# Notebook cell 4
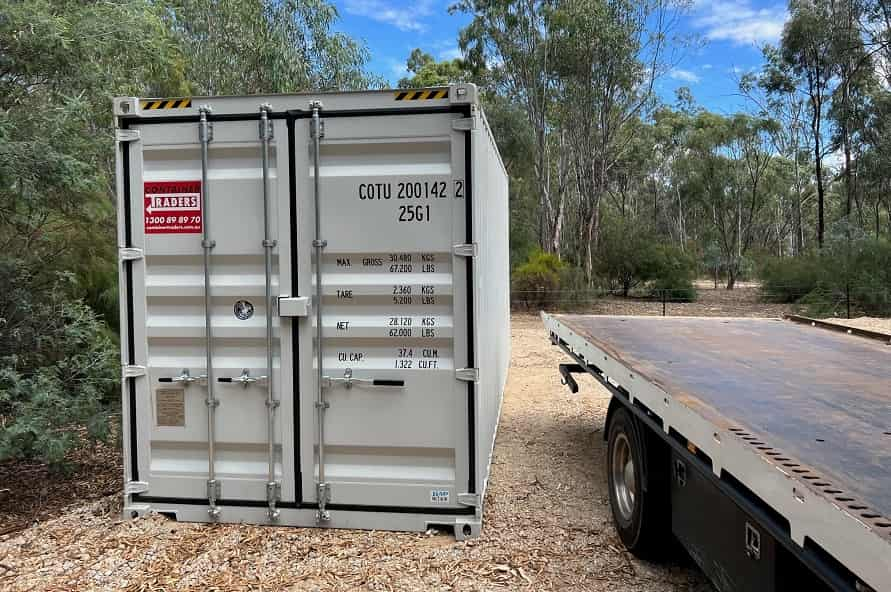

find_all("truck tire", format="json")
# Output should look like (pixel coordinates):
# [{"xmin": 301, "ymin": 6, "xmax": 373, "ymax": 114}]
[{"xmin": 606, "ymin": 405, "xmax": 670, "ymax": 559}]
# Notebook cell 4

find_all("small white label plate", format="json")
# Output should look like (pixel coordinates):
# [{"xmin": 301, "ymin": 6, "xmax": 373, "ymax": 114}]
[{"xmin": 430, "ymin": 489, "xmax": 450, "ymax": 504}]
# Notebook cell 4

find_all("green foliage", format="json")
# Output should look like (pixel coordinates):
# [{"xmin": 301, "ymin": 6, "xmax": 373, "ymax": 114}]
[
  {"xmin": 0, "ymin": 0, "xmax": 184, "ymax": 333},
  {"xmin": 595, "ymin": 218, "xmax": 696, "ymax": 300},
  {"xmin": 0, "ymin": 260, "xmax": 118, "ymax": 465},
  {"xmin": 760, "ymin": 256, "xmax": 825, "ymax": 303},
  {"xmin": 648, "ymin": 245, "xmax": 697, "ymax": 302},
  {"xmin": 760, "ymin": 236, "xmax": 891, "ymax": 315},
  {"xmin": 0, "ymin": 0, "xmax": 380, "ymax": 466},
  {"xmin": 511, "ymin": 249, "xmax": 575, "ymax": 308},
  {"xmin": 397, "ymin": 49, "xmax": 471, "ymax": 88},
  {"xmin": 166, "ymin": 0, "xmax": 382, "ymax": 94},
  {"xmin": 596, "ymin": 219, "xmax": 661, "ymax": 296}
]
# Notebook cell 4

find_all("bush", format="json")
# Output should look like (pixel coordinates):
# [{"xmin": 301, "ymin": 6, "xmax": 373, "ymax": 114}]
[
  {"xmin": 759, "ymin": 237, "xmax": 891, "ymax": 316},
  {"xmin": 512, "ymin": 249, "xmax": 568, "ymax": 309},
  {"xmin": 596, "ymin": 220, "xmax": 659, "ymax": 296},
  {"xmin": 0, "ymin": 259, "xmax": 118, "ymax": 465},
  {"xmin": 759, "ymin": 255, "xmax": 824, "ymax": 303},
  {"xmin": 649, "ymin": 245, "xmax": 697, "ymax": 302}
]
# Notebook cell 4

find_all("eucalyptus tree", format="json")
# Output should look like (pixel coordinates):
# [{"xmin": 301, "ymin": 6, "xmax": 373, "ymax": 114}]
[
  {"xmin": 685, "ymin": 113, "xmax": 779, "ymax": 288},
  {"xmin": 165, "ymin": 0, "xmax": 381, "ymax": 94},
  {"xmin": 651, "ymin": 96, "xmax": 700, "ymax": 249},
  {"xmin": 548, "ymin": 0, "xmax": 683, "ymax": 282},
  {"xmin": 455, "ymin": 0, "xmax": 563, "ymax": 252},
  {"xmin": 397, "ymin": 49, "xmax": 472, "ymax": 88},
  {"xmin": 781, "ymin": 0, "xmax": 836, "ymax": 247},
  {"xmin": 742, "ymin": 47, "xmax": 811, "ymax": 255}
]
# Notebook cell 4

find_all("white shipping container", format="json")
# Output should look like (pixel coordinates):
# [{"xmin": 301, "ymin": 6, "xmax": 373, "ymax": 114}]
[{"xmin": 114, "ymin": 85, "xmax": 509, "ymax": 538}]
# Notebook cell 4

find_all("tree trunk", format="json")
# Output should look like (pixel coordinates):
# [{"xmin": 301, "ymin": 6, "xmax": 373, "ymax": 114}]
[
  {"xmin": 810, "ymin": 86, "xmax": 825, "ymax": 248},
  {"xmin": 584, "ymin": 215, "xmax": 596, "ymax": 285},
  {"xmin": 843, "ymin": 118, "xmax": 853, "ymax": 220},
  {"xmin": 552, "ymin": 197, "xmax": 564, "ymax": 254},
  {"xmin": 676, "ymin": 185, "xmax": 686, "ymax": 251},
  {"xmin": 726, "ymin": 266, "xmax": 736, "ymax": 290}
]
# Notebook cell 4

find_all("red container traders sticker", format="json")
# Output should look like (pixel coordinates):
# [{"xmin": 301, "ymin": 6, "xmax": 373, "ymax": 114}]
[{"xmin": 144, "ymin": 181, "xmax": 202, "ymax": 234}]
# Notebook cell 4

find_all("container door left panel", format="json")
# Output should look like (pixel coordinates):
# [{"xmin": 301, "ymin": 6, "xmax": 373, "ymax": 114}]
[{"xmin": 125, "ymin": 119, "xmax": 296, "ymax": 504}]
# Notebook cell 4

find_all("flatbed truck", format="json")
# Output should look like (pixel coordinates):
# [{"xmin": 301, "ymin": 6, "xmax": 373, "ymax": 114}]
[{"xmin": 542, "ymin": 313, "xmax": 891, "ymax": 592}]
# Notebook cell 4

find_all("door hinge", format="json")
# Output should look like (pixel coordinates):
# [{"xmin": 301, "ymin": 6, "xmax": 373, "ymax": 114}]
[
  {"xmin": 452, "ymin": 117, "xmax": 477, "ymax": 131},
  {"xmin": 455, "ymin": 368, "xmax": 479, "ymax": 382},
  {"xmin": 457, "ymin": 493, "xmax": 480, "ymax": 507},
  {"xmin": 119, "ymin": 247, "xmax": 144, "ymax": 261},
  {"xmin": 122, "ymin": 365, "xmax": 146, "ymax": 379},
  {"xmin": 452, "ymin": 243, "xmax": 478, "ymax": 258},
  {"xmin": 125, "ymin": 480, "xmax": 150, "ymax": 494},
  {"xmin": 116, "ymin": 129, "xmax": 141, "ymax": 143},
  {"xmin": 278, "ymin": 296, "xmax": 311, "ymax": 317},
  {"xmin": 259, "ymin": 105, "xmax": 274, "ymax": 140}
]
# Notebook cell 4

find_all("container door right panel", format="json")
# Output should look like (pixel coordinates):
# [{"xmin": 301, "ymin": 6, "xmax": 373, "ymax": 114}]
[{"xmin": 303, "ymin": 112, "xmax": 471, "ymax": 509}]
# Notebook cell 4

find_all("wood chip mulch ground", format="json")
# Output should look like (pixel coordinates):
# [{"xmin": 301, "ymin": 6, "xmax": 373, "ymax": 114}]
[
  {"xmin": 0, "ymin": 431, "xmax": 121, "ymax": 538},
  {"xmin": 0, "ymin": 315, "xmax": 711, "ymax": 591}
]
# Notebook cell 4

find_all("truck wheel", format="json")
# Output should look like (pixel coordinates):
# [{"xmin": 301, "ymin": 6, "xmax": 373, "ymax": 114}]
[{"xmin": 606, "ymin": 405, "xmax": 670, "ymax": 559}]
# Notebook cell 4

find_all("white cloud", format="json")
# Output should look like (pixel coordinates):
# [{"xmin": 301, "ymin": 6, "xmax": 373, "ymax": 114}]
[
  {"xmin": 343, "ymin": 0, "xmax": 435, "ymax": 33},
  {"xmin": 390, "ymin": 61, "xmax": 409, "ymax": 79},
  {"xmin": 438, "ymin": 46, "xmax": 463, "ymax": 61},
  {"xmin": 692, "ymin": 1, "xmax": 788, "ymax": 46},
  {"xmin": 669, "ymin": 68, "xmax": 701, "ymax": 83},
  {"xmin": 701, "ymin": 63, "xmax": 713, "ymax": 70},
  {"xmin": 727, "ymin": 65, "xmax": 756, "ymax": 76}
]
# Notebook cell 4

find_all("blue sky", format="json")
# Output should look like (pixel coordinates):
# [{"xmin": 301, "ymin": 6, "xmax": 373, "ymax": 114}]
[{"xmin": 331, "ymin": 0, "xmax": 790, "ymax": 114}]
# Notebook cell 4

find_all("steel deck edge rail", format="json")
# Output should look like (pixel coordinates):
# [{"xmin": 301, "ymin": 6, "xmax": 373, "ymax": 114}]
[
  {"xmin": 541, "ymin": 311, "xmax": 891, "ymax": 592},
  {"xmin": 783, "ymin": 314, "xmax": 891, "ymax": 344}
]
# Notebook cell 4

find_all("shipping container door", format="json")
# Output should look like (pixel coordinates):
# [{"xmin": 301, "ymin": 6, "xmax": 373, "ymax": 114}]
[
  {"xmin": 128, "ymin": 118, "xmax": 295, "ymax": 504},
  {"xmin": 295, "ymin": 111, "xmax": 472, "ymax": 510}
]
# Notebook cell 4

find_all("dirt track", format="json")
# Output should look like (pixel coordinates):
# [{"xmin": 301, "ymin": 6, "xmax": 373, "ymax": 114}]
[{"xmin": 0, "ymin": 315, "xmax": 709, "ymax": 591}]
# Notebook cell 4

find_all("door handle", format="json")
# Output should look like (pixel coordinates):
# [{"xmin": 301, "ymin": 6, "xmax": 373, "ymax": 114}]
[
  {"xmin": 217, "ymin": 369, "xmax": 268, "ymax": 388},
  {"xmin": 322, "ymin": 368, "xmax": 405, "ymax": 389}
]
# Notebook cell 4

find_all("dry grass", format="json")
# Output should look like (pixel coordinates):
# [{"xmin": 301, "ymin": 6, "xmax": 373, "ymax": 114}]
[{"xmin": 0, "ymin": 316, "xmax": 709, "ymax": 591}]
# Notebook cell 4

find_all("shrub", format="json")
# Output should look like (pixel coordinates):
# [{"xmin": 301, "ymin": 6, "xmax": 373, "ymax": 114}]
[
  {"xmin": 649, "ymin": 245, "xmax": 697, "ymax": 302},
  {"xmin": 759, "ymin": 255, "xmax": 824, "ymax": 303},
  {"xmin": 0, "ymin": 259, "xmax": 118, "ymax": 465},
  {"xmin": 596, "ymin": 220, "xmax": 659, "ymax": 296},
  {"xmin": 759, "ymin": 237, "xmax": 891, "ymax": 316},
  {"xmin": 511, "ymin": 249, "xmax": 567, "ymax": 309},
  {"xmin": 832, "ymin": 238, "xmax": 891, "ymax": 316}
]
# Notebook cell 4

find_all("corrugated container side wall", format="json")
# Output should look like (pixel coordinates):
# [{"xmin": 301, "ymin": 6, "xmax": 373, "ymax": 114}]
[{"xmin": 473, "ymin": 109, "xmax": 510, "ymax": 500}]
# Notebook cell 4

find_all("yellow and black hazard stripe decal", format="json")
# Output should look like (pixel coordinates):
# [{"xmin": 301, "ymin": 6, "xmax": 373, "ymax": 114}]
[
  {"xmin": 140, "ymin": 98, "xmax": 192, "ymax": 110},
  {"xmin": 394, "ymin": 88, "xmax": 449, "ymax": 101}
]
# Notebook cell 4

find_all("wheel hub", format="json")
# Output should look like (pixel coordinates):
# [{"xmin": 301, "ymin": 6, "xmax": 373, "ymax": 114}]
[{"xmin": 612, "ymin": 432, "xmax": 637, "ymax": 521}]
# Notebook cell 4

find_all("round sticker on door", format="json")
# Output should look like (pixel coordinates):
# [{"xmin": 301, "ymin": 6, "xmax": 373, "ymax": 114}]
[{"xmin": 234, "ymin": 300, "xmax": 254, "ymax": 320}]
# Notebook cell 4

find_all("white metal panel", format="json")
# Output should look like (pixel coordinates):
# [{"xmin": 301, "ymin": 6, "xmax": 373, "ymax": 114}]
[
  {"xmin": 471, "ymin": 108, "xmax": 511, "ymax": 508},
  {"xmin": 117, "ymin": 84, "xmax": 509, "ymax": 535},
  {"xmin": 297, "ymin": 112, "xmax": 470, "ymax": 509},
  {"xmin": 126, "ymin": 119, "xmax": 293, "ymax": 503}
]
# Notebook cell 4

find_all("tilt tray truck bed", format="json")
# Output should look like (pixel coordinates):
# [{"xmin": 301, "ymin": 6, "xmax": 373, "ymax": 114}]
[{"xmin": 542, "ymin": 313, "xmax": 891, "ymax": 592}]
